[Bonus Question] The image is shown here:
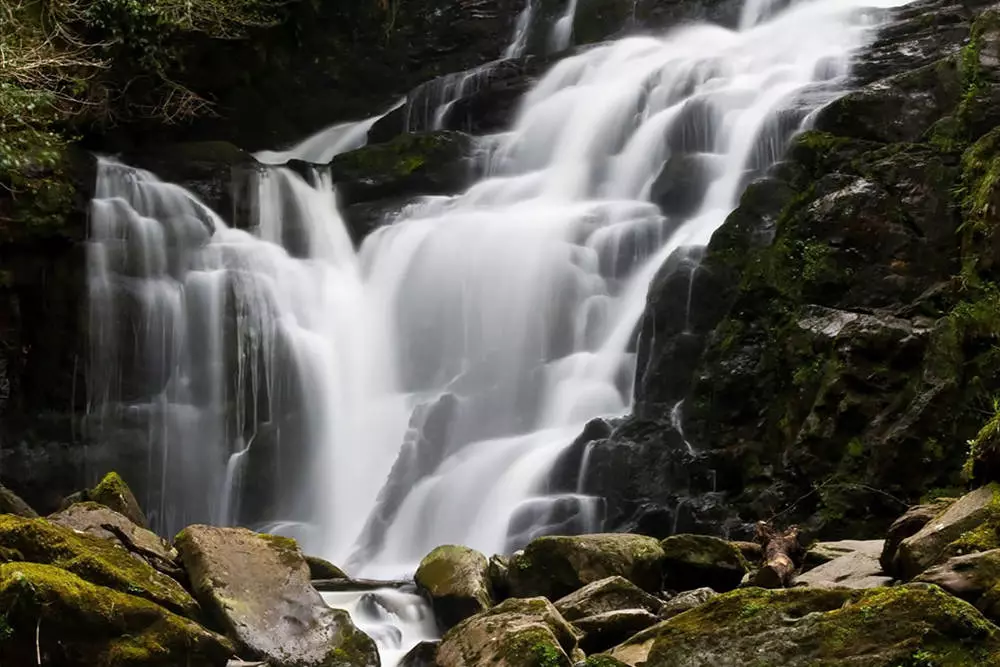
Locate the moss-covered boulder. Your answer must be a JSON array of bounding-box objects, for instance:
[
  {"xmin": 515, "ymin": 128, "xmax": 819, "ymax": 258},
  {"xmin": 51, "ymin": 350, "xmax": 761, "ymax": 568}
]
[
  {"xmin": 896, "ymin": 485, "xmax": 1000, "ymax": 580},
  {"xmin": 554, "ymin": 576, "xmax": 664, "ymax": 622},
  {"xmin": 0, "ymin": 514, "xmax": 198, "ymax": 618},
  {"xmin": 659, "ymin": 535, "xmax": 748, "ymax": 593},
  {"xmin": 0, "ymin": 483, "xmax": 38, "ymax": 518},
  {"xmin": 0, "ymin": 562, "xmax": 233, "ymax": 667},
  {"xmin": 305, "ymin": 554, "xmax": 348, "ymax": 581},
  {"xmin": 49, "ymin": 501, "xmax": 183, "ymax": 581},
  {"xmin": 605, "ymin": 585, "xmax": 1000, "ymax": 667},
  {"xmin": 415, "ymin": 544, "xmax": 494, "ymax": 631},
  {"xmin": 88, "ymin": 472, "xmax": 148, "ymax": 529},
  {"xmin": 917, "ymin": 549, "xmax": 1000, "ymax": 622},
  {"xmin": 436, "ymin": 597, "xmax": 582, "ymax": 667},
  {"xmin": 175, "ymin": 525, "xmax": 378, "ymax": 667},
  {"xmin": 574, "ymin": 609, "xmax": 660, "ymax": 654},
  {"xmin": 508, "ymin": 534, "xmax": 665, "ymax": 600}
]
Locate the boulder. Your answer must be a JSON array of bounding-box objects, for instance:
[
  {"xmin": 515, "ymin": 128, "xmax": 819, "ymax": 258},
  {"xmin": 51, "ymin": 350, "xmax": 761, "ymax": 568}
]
[
  {"xmin": 916, "ymin": 549, "xmax": 1000, "ymax": 621},
  {"xmin": 489, "ymin": 554, "xmax": 511, "ymax": 600},
  {"xmin": 87, "ymin": 471, "xmax": 148, "ymax": 529},
  {"xmin": 415, "ymin": 545, "xmax": 494, "ymax": 631},
  {"xmin": 49, "ymin": 501, "xmax": 183, "ymax": 581},
  {"xmin": 175, "ymin": 525, "xmax": 378, "ymax": 667},
  {"xmin": 0, "ymin": 514, "xmax": 199, "ymax": 618},
  {"xmin": 305, "ymin": 555, "xmax": 348, "ymax": 581},
  {"xmin": 657, "ymin": 588, "xmax": 716, "ymax": 621},
  {"xmin": 435, "ymin": 597, "xmax": 582, "ymax": 667},
  {"xmin": 607, "ymin": 584, "xmax": 1000, "ymax": 666},
  {"xmin": 802, "ymin": 539, "xmax": 883, "ymax": 570},
  {"xmin": 896, "ymin": 485, "xmax": 1000, "ymax": 580},
  {"xmin": 554, "ymin": 576, "xmax": 664, "ymax": 622},
  {"xmin": 508, "ymin": 534, "xmax": 665, "ymax": 600},
  {"xmin": 0, "ymin": 483, "xmax": 38, "ymax": 517},
  {"xmin": 659, "ymin": 534, "xmax": 748, "ymax": 593},
  {"xmin": 574, "ymin": 609, "xmax": 660, "ymax": 654},
  {"xmin": 881, "ymin": 499, "xmax": 957, "ymax": 575},
  {"xmin": 0, "ymin": 562, "xmax": 233, "ymax": 666},
  {"xmin": 793, "ymin": 551, "xmax": 892, "ymax": 590}
]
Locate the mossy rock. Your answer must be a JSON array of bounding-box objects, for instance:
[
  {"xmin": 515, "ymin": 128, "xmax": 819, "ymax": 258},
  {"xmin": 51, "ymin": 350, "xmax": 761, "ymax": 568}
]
[
  {"xmin": 0, "ymin": 515, "xmax": 199, "ymax": 618},
  {"xmin": 607, "ymin": 584, "xmax": 1000, "ymax": 667},
  {"xmin": 415, "ymin": 544, "xmax": 494, "ymax": 631},
  {"xmin": 659, "ymin": 535, "xmax": 748, "ymax": 593},
  {"xmin": 305, "ymin": 554, "xmax": 348, "ymax": 580},
  {"xmin": 554, "ymin": 576, "xmax": 664, "ymax": 622},
  {"xmin": 508, "ymin": 534, "xmax": 665, "ymax": 600},
  {"xmin": 88, "ymin": 472, "xmax": 148, "ymax": 529},
  {"xmin": 436, "ymin": 597, "xmax": 582, "ymax": 667},
  {"xmin": 176, "ymin": 525, "xmax": 379, "ymax": 667},
  {"xmin": 0, "ymin": 483, "xmax": 38, "ymax": 518},
  {"xmin": 917, "ymin": 549, "xmax": 1000, "ymax": 623},
  {"xmin": 0, "ymin": 562, "xmax": 233, "ymax": 667}
]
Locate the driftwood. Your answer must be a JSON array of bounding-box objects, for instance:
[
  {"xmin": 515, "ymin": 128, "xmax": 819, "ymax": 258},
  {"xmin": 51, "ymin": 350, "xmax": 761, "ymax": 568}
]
[
  {"xmin": 311, "ymin": 577, "xmax": 412, "ymax": 592},
  {"xmin": 749, "ymin": 522, "xmax": 803, "ymax": 589}
]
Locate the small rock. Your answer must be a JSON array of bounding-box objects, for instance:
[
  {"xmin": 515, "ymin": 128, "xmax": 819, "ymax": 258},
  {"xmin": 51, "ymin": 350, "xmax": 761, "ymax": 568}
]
[
  {"xmin": 436, "ymin": 597, "xmax": 581, "ymax": 667},
  {"xmin": 573, "ymin": 609, "xmax": 660, "ymax": 654},
  {"xmin": 399, "ymin": 640, "xmax": 438, "ymax": 667},
  {"xmin": 176, "ymin": 525, "xmax": 378, "ymax": 667},
  {"xmin": 88, "ymin": 471, "xmax": 148, "ymax": 529},
  {"xmin": 415, "ymin": 544, "xmax": 494, "ymax": 631},
  {"xmin": 660, "ymin": 534, "xmax": 748, "ymax": 592},
  {"xmin": 881, "ymin": 499, "xmax": 956, "ymax": 576},
  {"xmin": 658, "ymin": 587, "xmax": 717, "ymax": 620},
  {"xmin": 555, "ymin": 576, "xmax": 664, "ymax": 622},
  {"xmin": 0, "ymin": 484, "xmax": 38, "ymax": 518},
  {"xmin": 304, "ymin": 554, "xmax": 348, "ymax": 580},
  {"xmin": 508, "ymin": 534, "xmax": 665, "ymax": 600}
]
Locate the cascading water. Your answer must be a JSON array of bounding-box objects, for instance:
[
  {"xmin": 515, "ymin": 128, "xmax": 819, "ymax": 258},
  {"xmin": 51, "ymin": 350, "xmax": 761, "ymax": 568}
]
[{"xmin": 87, "ymin": 1, "xmax": 907, "ymax": 654}]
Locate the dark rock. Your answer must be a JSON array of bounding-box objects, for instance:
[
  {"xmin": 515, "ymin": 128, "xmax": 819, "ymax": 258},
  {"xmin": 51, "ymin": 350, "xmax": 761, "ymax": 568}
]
[
  {"xmin": 554, "ymin": 576, "xmax": 665, "ymax": 622},
  {"xmin": 436, "ymin": 597, "xmax": 582, "ymax": 667},
  {"xmin": 0, "ymin": 562, "xmax": 233, "ymax": 667},
  {"xmin": 657, "ymin": 587, "xmax": 716, "ymax": 621},
  {"xmin": 0, "ymin": 484, "xmax": 37, "ymax": 518},
  {"xmin": 176, "ymin": 525, "xmax": 379, "ymax": 667},
  {"xmin": 489, "ymin": 554, "xmax": 512, "ymax": 601},
  {"xmin": 400, "ymin": 640, "xmax": 439, "ymax": 667},
  {"xmin": 915, "ymin": 548, "xmax": 1000, "ymax": 621},
  {"xmin": 660, "ymin": 534, "xmax": 748, "ymax": 593},
  {"xmin": 881, "ymin": 499, "xmax": 957, "ymax": 575},
  {"xmin": 573, "ymin": 609, "xmax": 660, "ymax": 654},
  {"xmin": 304, "ymin": 554, "xmax": 348, "ymax": 580},
  {"xmin": 508, "ymin": 534, "xmax": 665, "ymax": 600},
  {"xmin": 415, "ymin": 544, "xmax": 494, "ymax": 631}
]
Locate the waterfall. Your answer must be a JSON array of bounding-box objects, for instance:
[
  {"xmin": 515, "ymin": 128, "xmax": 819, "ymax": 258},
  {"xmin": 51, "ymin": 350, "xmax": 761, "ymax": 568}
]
[
  {"xmin": 86, "ymin": 0, "xmax": 906, "ymax": 580},
  {"xmin": 549, "ymin": 0, "xmax": 579, "ymax": 52}
]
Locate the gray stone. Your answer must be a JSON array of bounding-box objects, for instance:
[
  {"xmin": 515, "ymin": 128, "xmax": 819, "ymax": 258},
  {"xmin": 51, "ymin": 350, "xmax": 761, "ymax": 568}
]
[
  {"xmin": 657, "ymin": 587, "xmax": 717, "ymax": 620},
  {"xmin": 555, "ymin": 576, "xmax": 664, "ymax": 622}
]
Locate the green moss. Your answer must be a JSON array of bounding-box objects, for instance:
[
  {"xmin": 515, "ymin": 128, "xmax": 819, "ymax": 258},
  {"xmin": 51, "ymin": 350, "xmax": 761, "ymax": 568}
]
[
  {"xmin": 0, "ymin": 515, "xmax": 198, "ymax": 618},
  {"xmin": 504, "ymin": 626, "xmax": 571, "ymax": 667},
  {"xmin": 89, "ymin": 471, "xmax": 148, "ymax": 528}
]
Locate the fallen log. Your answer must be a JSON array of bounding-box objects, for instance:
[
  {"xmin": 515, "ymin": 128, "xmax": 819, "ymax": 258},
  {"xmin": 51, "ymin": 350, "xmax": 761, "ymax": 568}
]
[
  {"xmin": 311, "ymin": 577, "xmax": 412, "ymax": 592},
  {"xmin": 749, "ymin": 522, "xmax": 803, "ymax": 589}
]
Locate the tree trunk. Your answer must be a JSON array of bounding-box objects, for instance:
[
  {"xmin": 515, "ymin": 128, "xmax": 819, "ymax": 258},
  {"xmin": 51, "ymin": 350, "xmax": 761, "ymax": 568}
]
[{"xmin": 749, "ymin": 522, "xmax": 802, "ymax": 589}]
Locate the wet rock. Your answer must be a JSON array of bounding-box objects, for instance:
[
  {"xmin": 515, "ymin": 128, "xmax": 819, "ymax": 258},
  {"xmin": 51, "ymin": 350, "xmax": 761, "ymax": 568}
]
[
  {"xmin": 0, "ymin": 562, "xmax": 233, "ymax": 667},
  {"xmin": 0, "ymin": 514, "xmax": 199, "ymax": 618},
  {"xmin": 489, "ymin": 554, "xmax": 512, "ymax": 601},
  {"xmin": 881, "ymin": 499, "xmax": 957, "ymax": 575},
  {"xmin": 574, "ymin": 609, "xmax": 660, "ymax": 654},
  {"xmin": 657, "ymin": 587, "xmax": 717, "ymax": 621},
  {"xmin": 0, "ymin": 483, "xmax": 37, "ymax": 518},
  {"xmin": 415, "ymin": 544, "xmax": 494, "ymax": 631},
  {"xmin": 554, "ymin": 576, "xmax": 665, "ymax": 622},
  {"xmin": 87, "ymin": 471, "xmax": 148, "ymax": 529},
  {"xmin": 176, "ymin": 525, "xmax": 378, "ymax": 667},
  {"xmin": 650, "ymin": 154, "xmax": 716, "ymax": 221},
  {"xmin": 508, "ymin": 534, "xmax": 665, "ymax": 600},
  {"xmin": 48, "ymin": 501, "xmax": 183, "ymax": 581},
  {"xmin": 400, "ymin": 640, "xmax": 439, "ymax": 667},
  {"xmin": 436, "ymin": 597, "xmax": 581, "ymax": 667},
  {"xmin": 304, "ymin": 554, "xmax": 348, "ymax": 581},
  {"xmin": 896, "ymin": 485, "xmax": 1000, "ymax": 580},
  {"xmin": 608, "ymin": 584, "xmax": 1000, "ymax": 666},
  {"xmin": 660, "ymin": 534, "xmax": 749, "ymax": 593}
]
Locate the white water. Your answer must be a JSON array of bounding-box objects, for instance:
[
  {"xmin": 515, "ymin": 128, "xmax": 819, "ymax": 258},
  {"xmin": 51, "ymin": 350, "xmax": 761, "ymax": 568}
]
[
  {"xmin": 323, "ymin": 589, "xmax": 437, "ymax": 667},
  {"xmin": 550, "ymin": 0, "xmax": 579, "ymax": 52},
  {"xmin": 87, "ymin": 0, "xmax": 905, "ymax": 580}
]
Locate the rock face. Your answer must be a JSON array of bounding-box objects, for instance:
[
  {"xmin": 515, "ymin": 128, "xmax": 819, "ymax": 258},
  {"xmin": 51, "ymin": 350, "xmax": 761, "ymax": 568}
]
[
  {"xmin": 0, "ymin": 561, "xmax": 233, "ymax": 667},
  {"xmin": 895, "ymin": 485, "xmax": 1000, "ymax": 580},
  {"xmin": 415, "ymin": 544, "xmax": 494, "ymax": 630},
  {"xmin": 607, "ymin": 585, "xmax": 1000, "ymax": 667},
  {"xmin": 554, "ymin": 576, "xmax": 664, "ymax": 621},
  {"xmin": 0, "ymin": 514, "xmax": 199, "ymax": 618},
  {"xmin": 175, "ymin": 525, "xmax": 379, "ymax": 667},
  {"xmin": 659, "ymin": 535, "xmax": 748, "ymax": 592},
  {"xmin": 435, "ymin": 597, "xmax": 581, "ymax": 667},
  {"xmin": 507, "ymin": 534, "xmax": 665, "ymax": 600},
  {"xmin": 49, "ymin": 501, "xmax": 183, "ymax": 581}
]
